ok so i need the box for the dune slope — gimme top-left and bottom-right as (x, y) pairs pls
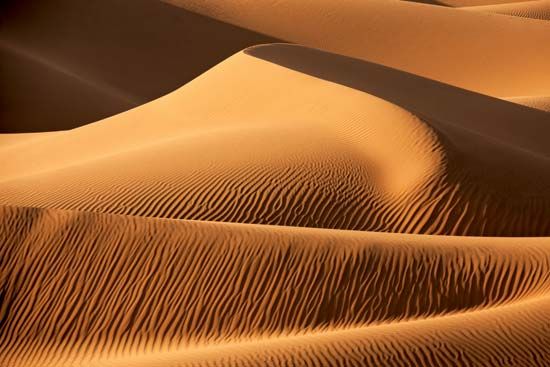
(165, 0), (550, 96)
(1, 45), (549, 236)
(463, 0), (550, 20)
(0, 0), (277, 132)
(2, 0), (550, 365)
(504, 95), (550, 112)
(1, 205), (549, 366)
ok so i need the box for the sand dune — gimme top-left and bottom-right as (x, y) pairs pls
(2, 45), (550, 236)
(0, 0), (277, 133)
(2, 205), (550, 366)
(418, 0), (536, 6)
(464, 0), (550, 20)
(165, 0), (550, 96)
(505, 95), (550, 111)
(93, 295), (550, 366)
(1, 0), (550, 366)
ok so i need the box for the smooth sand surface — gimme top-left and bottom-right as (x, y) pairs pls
(418, 0), (537, 6)
(1, 0), (550, 366)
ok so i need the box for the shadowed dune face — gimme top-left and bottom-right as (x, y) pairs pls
(0, 41), (138, 133)
(0, 0), (278, 133)
(245, 44), (550, 159)
(2, 206), (550, 366)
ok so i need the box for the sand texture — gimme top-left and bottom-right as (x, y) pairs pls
(464, 0), (550, 19)
(2, 206), (550, 366)
(165, 0), (550, 96)
(1, 0), (549, 366)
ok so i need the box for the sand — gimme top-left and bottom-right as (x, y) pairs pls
(505, 95), (550, 111)
(464, 0), (550, 20)
(165, 0), (550, 96)
(1, 44), (549, 236)
(1, 0), (550, 366)
(0, 0), (277, 133)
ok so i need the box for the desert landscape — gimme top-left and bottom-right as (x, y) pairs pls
(1, 0), (550, 366)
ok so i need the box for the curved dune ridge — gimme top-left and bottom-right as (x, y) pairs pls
(1, 0), (550, 366)
(0, 0), (278, 133)
(1, 205), (550, 367)
(1, 44), (549, 236)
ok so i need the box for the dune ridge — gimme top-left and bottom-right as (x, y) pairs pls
(164, 0), (550, 96)
(0, 0), (278, 132)
(1, 45), (549, 236)
(505, 95), (550, 111)
(2, 205), (550, 366)
(92, 295), (550, 367)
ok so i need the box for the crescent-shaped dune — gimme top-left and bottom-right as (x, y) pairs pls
(1, 0), (550, 366)
(1, 44), (549, 236)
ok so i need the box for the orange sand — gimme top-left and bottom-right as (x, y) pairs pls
(464, 0), (550, 19)
(1, 1), (549, 366)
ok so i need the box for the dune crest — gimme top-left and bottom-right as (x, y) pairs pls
(0, 0), (277, 132)
(2, 45), (550, 236)
(2, 205), (550, 366)
(504, 95), (550, 111)
(164, 0), (550, 96)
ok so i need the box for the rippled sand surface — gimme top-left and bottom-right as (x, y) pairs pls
(1, 1), (550, 366)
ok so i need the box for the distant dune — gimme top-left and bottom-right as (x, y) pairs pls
(505, 95), (550, 111)
(464, 0), (550, 20)
(165, 0), (550, 96)
(1, 0), (550, 366)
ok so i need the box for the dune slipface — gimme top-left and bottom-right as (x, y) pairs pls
(0, 0), (278, 132)
(1, 0), (550, 366)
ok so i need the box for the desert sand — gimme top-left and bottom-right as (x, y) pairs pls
(165, 0), (550, 96)
(1, 0), (549, 366)
(464, 0), (550, 20)
(1, 0), (277, 132)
